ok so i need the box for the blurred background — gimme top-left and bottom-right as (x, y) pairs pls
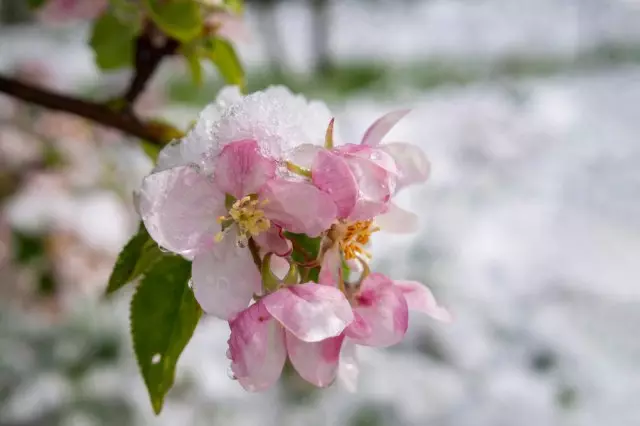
(1, 0), (640, 425)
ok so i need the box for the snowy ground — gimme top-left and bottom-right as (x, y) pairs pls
(1, 1), (640, 425)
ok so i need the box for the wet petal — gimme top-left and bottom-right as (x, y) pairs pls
(286, 143), (323, 169)
(138, 164), (224, 258)
(394, 280), (452, 323)
(228, 302), (287, 392)
(260, 180), (337, 237)
(382, 142), (431, 190)
(253, 225), (292, 257)
(191, 238), (261, 320)
(345, 273), (408, 347)
(337, 339), (359, 392)
(262, 284), (354, 342)
(345, 155), (396, 221)
(286, 332), (344, 387)
(375, 202), (419, 234)
(213, 139), (276, 198)
(312, 150), (358, 218)
(319, 246), (341, 287)
(361, 109), (411, 147)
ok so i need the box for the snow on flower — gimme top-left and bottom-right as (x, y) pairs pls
(137, 85), (449, 391)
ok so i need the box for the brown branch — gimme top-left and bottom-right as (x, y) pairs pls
(0, 75), (167, 145)
(124, 33), (179, 106)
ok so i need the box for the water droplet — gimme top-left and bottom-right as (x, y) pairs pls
(151, 353), (161, 364)
(225, 348), (232, 359)
(187, 279), (193, 289)
(159, 246), (171, 253)
(227, 365), (237, 380)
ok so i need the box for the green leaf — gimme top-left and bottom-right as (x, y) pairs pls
(131, 256), (201, 414)
(224, 0), (244, 14)
(89, 12), (138, 70)
(205, 38), (245, 89)
(106, 224), (163, 295)
(144, 0), (203, 42)
(141, 141), (162, 162)
(27, 0), (46, 9)
(284, 231), (322, 264)
(12, 230), (45, 264)
(183, 48), (203, 86)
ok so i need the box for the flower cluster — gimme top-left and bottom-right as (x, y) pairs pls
(138, 86), (450, 392)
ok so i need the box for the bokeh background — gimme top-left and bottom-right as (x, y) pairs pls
(1, 0), (640, 425)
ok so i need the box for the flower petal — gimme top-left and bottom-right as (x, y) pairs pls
(394, 280), (452, 323)
(286, 332), (344, 387)
(345, 273), (409, 347)
(361, 109), (411, 147)
(344, 155), (396, 221)
(312, 150), (358, 218)
(375, 202), (419, 234)
(382, 142), (431, 190)
(191, 237), (261, 320)
(138, 164), (224, 258)
(262, 284), (354, 342)
(260, 180), (337, 237)
(213, 139), (276, 198)
(337, 338), (359, 392)
(253, 225), (292, 257)
(318, 246), (341, 287)
(228, 302), (287, 392)
(286, 143), (323, 169)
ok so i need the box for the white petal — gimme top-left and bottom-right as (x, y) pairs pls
(382, 142), (431, 190)
(286, 332), (343, 387)
(191, 238), (261, 320)
(337, 339), (359, 392)
(138, 164), (225, 257)
(375, 202), (419, 234)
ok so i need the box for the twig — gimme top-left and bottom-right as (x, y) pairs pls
(124, 33), (179, 106)
(0, 75), (167, 145)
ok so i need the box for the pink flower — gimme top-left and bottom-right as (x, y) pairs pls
(38, 0), (107, 23)
(227, 283), (353, 391)
(309, 110), (430, 235)
(318, 272), (452, 390)
(139, 139), (336, 320)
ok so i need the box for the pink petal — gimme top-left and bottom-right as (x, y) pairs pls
(262, 284), (354, 342)
(337, 339), (359, 392)
(253, 225), (292, 257)
(191, 237), (261, 320)
(259, 180), (337, 237)
(361, 110), (411, 147)
(345, 273), (409, 347)
(394, 280), (452, 323)
(344, 155), (396, 221)
(286, 332), (344, 387)
(228, 302), (287, 392)
(375, 202), (419, 234)
(318, 246), (341, 287)
(213, 139), (276, 198)
(382, 142), (431, 190)
(312, 150), (358, 218)
(139, 164), (225, 258)
(336, 144), (397, 174)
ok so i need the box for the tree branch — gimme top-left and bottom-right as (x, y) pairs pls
(0, 75), (167, 145)
(124, 34), (179, 106)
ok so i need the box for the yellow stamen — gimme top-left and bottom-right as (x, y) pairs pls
(339, 219), (379, 260)
(215, 195), (271, 246)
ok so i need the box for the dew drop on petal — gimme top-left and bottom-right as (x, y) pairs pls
(225, 348), (232, 359)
